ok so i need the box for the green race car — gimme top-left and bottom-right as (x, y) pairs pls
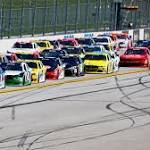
(5, 62), (32, 86)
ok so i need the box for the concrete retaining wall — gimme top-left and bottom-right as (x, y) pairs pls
(0, 28), (149, 54)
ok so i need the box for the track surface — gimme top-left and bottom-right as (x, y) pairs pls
(0, 67), (150, 150)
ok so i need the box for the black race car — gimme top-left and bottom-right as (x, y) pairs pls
(61, 56), (85, 77)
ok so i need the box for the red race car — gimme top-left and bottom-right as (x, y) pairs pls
(59, 39), (79, 48)
(120, 47), (150, 67)
(40, 57), (65, 80)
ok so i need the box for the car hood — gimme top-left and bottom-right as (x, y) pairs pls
(84, 60), (107, 66)
(5, 70), (23, 76)
(121, 55), (147, 60)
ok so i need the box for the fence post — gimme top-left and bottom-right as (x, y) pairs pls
(53, 0), (58, 35)
(64, 0), (68, 34)
(0, 0), (3, 39)
(32, 0), (37, 37)
(8, 0), (13, 38)
(42, 0), (47, 36)
(85, 0), (89, 32)
(20, 0), (24, 38)
(96, 0), (101, 31)
(75, 0), (80, 33)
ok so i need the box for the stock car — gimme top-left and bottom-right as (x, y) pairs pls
(24, 60), (46, 83)
(83, 45), (105, 54)
(93, 36), (114, 47)
(75, 38), (95, 47)
(49, 40), (63, 50)
(0, 66), (5, 89)
(84, 52), (114, 73)
(5, 62), (32, 86)
(62, 47), (85, 59)
(59, 39), (79, 48)
(111, 52), (120, 72)
(16, 52), (40, 60)
(136, 40), (150, 50)
(34, 40), (54, 52)
(120, 47), (150, 67)
(40, 57), (65, 80)
(41, 49), (68, 59)
(7, 41), (40, 54)
(61, 56), (85, 76)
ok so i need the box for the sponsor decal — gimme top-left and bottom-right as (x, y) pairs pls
(64, 34), (74, 39)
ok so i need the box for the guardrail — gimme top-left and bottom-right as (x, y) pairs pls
(0, 28), (149, 54)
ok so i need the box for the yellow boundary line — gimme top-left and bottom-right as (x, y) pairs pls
(0, 68), (149, 94)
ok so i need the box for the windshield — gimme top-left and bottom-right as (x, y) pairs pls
(6, 63), (22, 71)
(13, 42), (33, 48)
(85, 55), (106, 60)
(26, 62), (37, 68)
(42, 50), (66, 57)
(77, 39), (92, 45)
(64, 48), (82, 54)
(16, 54), (35, 59)
(84, 47), (102, 53)
(60, 41), (74, 46)
(125, 49), (146, 55)
(141, 41), (150, 47)
(62, 57), (78, 66)
(94, 38), (108, 43)
(36, 42), (46, 47)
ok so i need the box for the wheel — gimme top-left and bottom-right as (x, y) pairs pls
(28, 74), (32, 85)
(106, 66), (109, 74)
(76, 67), (81, 77)
(22, 76), (25, 86)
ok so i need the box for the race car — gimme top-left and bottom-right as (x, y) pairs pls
(41, 49), (68, 59)
(84, 52), (114, 73)
(0, 66), (5, 89)
(61, 56), (85, 76)
(136, 40), (150, 50)
(16, 52), (40, 60)
(24, 60), (46, 83)
(75, 38), (95, 47)
(40, 57), (65, 80)
(34, 40), (54, 52)
(7, 41), (40, 55)
(113, 33), (132, 51)
(62, 47), (85, 59)
(5, 62), (32, 86)
(93, 36), (114, 47)
(59, 39), (79, 48)
(83, 45), (105, 54)
(120, 47), (150, 67)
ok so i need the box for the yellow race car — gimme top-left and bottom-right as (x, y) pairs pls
(84, 52), (114, 73)
(33, 40), (54, 52)
(23, 60), (47, 83)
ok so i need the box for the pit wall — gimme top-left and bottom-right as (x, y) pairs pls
(0, 28), (150, 54)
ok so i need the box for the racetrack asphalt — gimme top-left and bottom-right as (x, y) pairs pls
(0, 67), (150, 150)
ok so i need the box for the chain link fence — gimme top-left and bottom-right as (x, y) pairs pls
(0, 0), (149, 39)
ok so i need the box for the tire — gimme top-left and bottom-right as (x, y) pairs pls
(22, 76), (25, 86)
(37, 74), (40, 83)
(28, 74), (32, 85)
(76, 67), (81, 77)
(106, 66), (109, 74)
